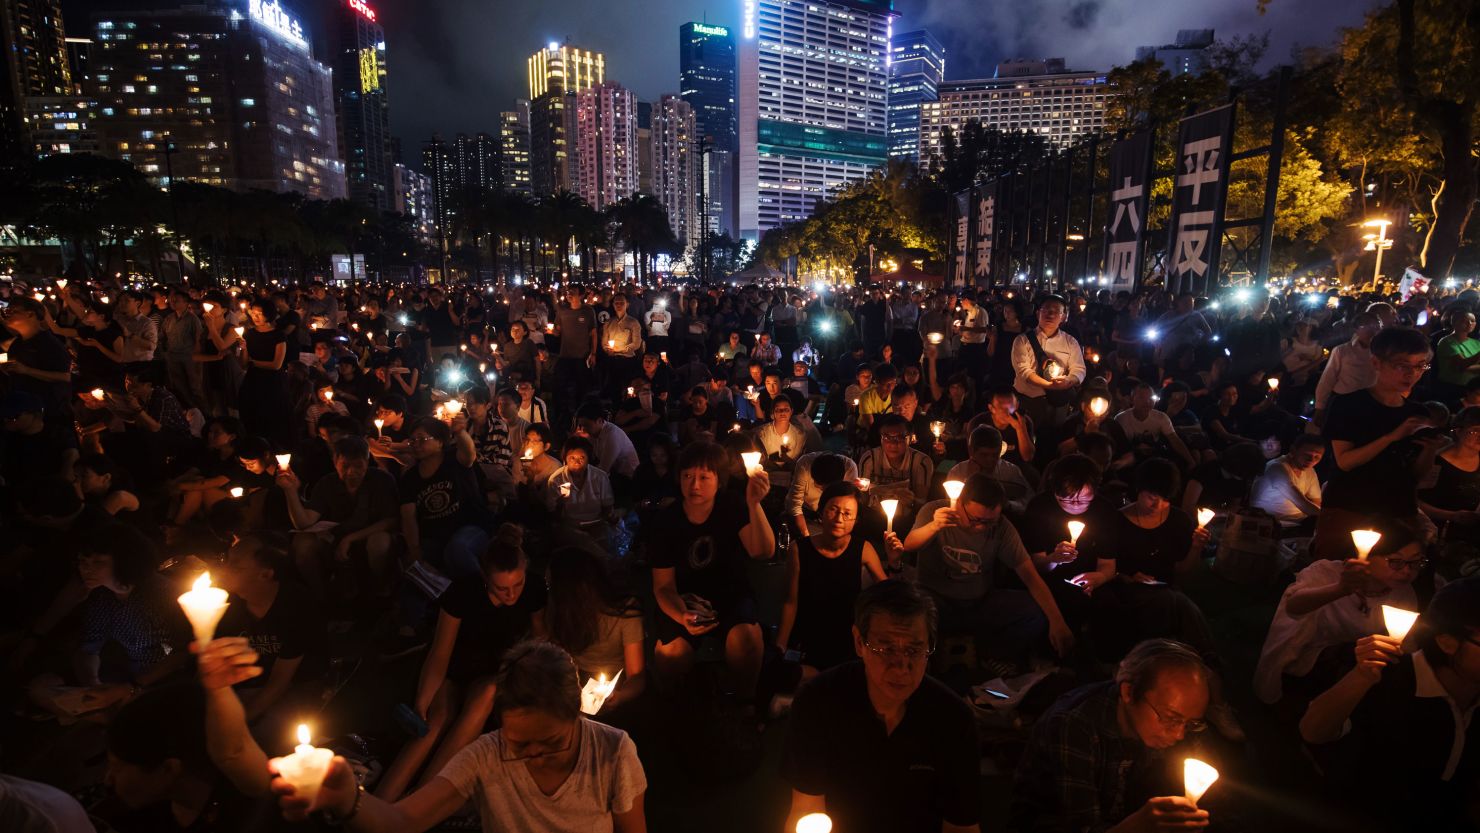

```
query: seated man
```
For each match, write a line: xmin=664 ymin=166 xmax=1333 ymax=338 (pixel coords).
xmin=784 ymin=451 xmax=858 ymax=537
xmin=1250 ymin=433 xmax=1325 ymax=534
xmin=900 ymin=475 xmax=1073 ymax=671
xmin=945 ymin=425 xmax=1034 ymax=515
xmin=278 ymin=435 xmax=399 ymax=601
xmin=783 ymin=580 xmax=981 ymax=833
xmin=574 ymin=402 xmax=639 ymax=483
xmin=1114 ymin=381 xmax=1196 ymax=470
xmin=1012 ymin=639 xmax=1216 ymax=833
xmin=1300 ymin=577 xmax=1480 ymax=832
xmin=858 ymin=414 xmax=935 ymax=517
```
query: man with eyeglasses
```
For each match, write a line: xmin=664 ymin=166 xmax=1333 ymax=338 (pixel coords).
xmin=1253 ymin=522 xmax=1423 ymax=708
xmin=900 ymin=474 xmax=1074 ymax=671
xmin=1314 ymin=326 xmax=1443 ymax=561
xmin=783 ymin=579 xmax=982 ymax=833
xmin=1012 ymin=639 xmax=1216 ymax=833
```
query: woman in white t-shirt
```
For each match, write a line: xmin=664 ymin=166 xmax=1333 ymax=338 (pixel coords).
xmin=270 ymin=641 xmax=648 ymax=833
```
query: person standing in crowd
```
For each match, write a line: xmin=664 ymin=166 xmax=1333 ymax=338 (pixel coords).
xmin=601 ymin=294 xmax=644 ymax=399
xmin=552 ymin=290 xmax=598 ymax=421
xmin=1012 ymin=295 xmax=1086 ymax=430
xmin=0 ymin=297 xmax=74 ymax=427
xmin=1312 ymin=311 xmax=1380 ymax=426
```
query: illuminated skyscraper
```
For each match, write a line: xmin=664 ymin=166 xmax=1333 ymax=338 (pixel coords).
xmin=738 ymin=0 xmax=894 ymax=240
xmin=679 ymin=21 xmax=737 ymax=238
xmin=527 ymin=43 xmax=604 ymax=198
xmin=527 ymin=43 xmax=605 ymax=100
xmin=1 ymin=0 xmax=73 ymax=162
xmin=651 ymin=94 xmax=698 ymax=248
xmin=422 ymin=134 xmax=455 ymax=245
xmin=327 ymin=0 xmax=392 ymax=210
xmin=500 ymin=101 xmax=532 ymax=195
xmin=887 ymin=29 xmax=943 ymax=164
xmin=571 ymin=81 xmax=638 ymax=210
xmin=454 ymin=132 xmax=499 ymax=193
xmin=90 ymin=1 xmax=346 ymax=199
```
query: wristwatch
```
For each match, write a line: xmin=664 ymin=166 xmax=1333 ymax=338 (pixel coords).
xmin=320 ymin=783 xmax=363 ymax=826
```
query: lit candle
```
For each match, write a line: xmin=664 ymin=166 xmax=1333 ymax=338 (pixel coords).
xmin=33 ymin=292 xmax=45 ymax=302
xmin=1351 ymin=529 xmax=1381 ymax=561
xmin=731 ymin=422 xmax=742 ymax=433
xmin=1089 ymin=397 xmax=1109 ymax=417
xmin=781 ymin=433 xmax=790 ymax=448
xmin=927 ymin=332 xmax=944 ymax=345
xmin=607 ymin=338 xmax=616 ymax=349
xmin=1381 ymin=604 xmax=1419 ymax=640
xmin=559 ymin=481 xmax=572 ymax=499
xmin=856 ymin=477 xmax=871 ymax=491
xmin=202 ymin=302 xmax=215 ymax=313
xmin=229 ymin=486 xmax=245 ymax=499
xmin=579 ymin=670 xmax=622 ymax=715
xmin=274 ymin=724 xmax=334 ymax=805
xmin=99 ymin=295 xmax=110 ymax=304
xmin=90 ymin=388 xmax=106 ymax=401
xmin=1184 ymin=758 xmax=1219 ymax=806
xmin=275 ymin=453 xmax=291 ymax=471
xmin=1267 ymin=377 xmax=1280 ymax=391
xmin=545 ymin=323 xmax=554 ymax=333
xmin=233 ymin=326 xmax=245 ymax=337
xmin=0 ymin=353 xmax=7 ymax=363
xmin=56 ymin=279 xmax=67 ymax=289
xmin=321 ymin=388 xmax=333 ymax=402
xmin=660 ymin=351 xmax=668 ymax=363
xmin=1196 ymin=508 xmax=1215 ymax=529
xmin=373 ymin=418 xmax=384 ymax=438
xmin=931 ymin=420 xmax=945 ymax=438
xmin=796 ymin=812 xmax=833 ymax=833
xmin=177 ymin=572 xmax=229 ymax=646
xmin=627 ymin=386 xmax=635 ymax=397
xmin=443 ymin=399 xmax=463 ymax=417
xmin=741 ymin=451 xmax=763 ymax=475
xmin=461 ymin=344 xmax=468 ymax=352
xmin=880 ymin=498 xmax=899 ymax=532
xmin=1044 ymin=359 xmax=1065 ymax=380
xmin=1068 ymin=520 xmax=1085 ymax=545
xmin=943 ymin=479 xmax=965 ymax=508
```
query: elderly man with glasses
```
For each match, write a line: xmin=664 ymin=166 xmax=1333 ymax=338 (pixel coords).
xmin=898 ymin=474 xmax=1074 ymax=673
xmin=783 ymin=580 xmax=982 ymax=833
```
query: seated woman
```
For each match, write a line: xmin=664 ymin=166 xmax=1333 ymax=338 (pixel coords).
xmin=1418 ymin=405 xmax=1480 ymax=548
xmin=1201 ymin=381 xmax=1258 ymax=450
xmin=1016 ymin=454 xmax=1121 ymax=626
xmin=167 ymin=416 xmax=245 ymax=531
xmin=544 ymin=435 xmax=615 ymax=545
xmin=272 ymin=641 xmax=647 ymax=833
xmin=1181 ymin=440 xmax=1267 ymax=514
xmin=544 ymin=547 xmax=647 ymax=718
xmin=1253 ymin=521 xmax=1423 ymax=709
xmin=777 ymin=483 xmax=897 ymax=678
xmin=375 ymin=524 xmax=546 ymax=801
xmin=75 ymin=451 xmax=140 ymax=516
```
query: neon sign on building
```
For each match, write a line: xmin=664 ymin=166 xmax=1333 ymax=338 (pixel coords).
xmin=348 ymin=0 xmax=377 ymax=22
xmin=743 ymin=0 xmax=756 ymax=38
xmin=249 ymin=0 xmax=307 ymax=49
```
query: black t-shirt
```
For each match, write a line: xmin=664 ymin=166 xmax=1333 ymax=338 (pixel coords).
xmin=556 ymin=306 xmax=596 ymax=359
xmin=1188 ymin=461 xmax=1249 ymax=511
xmin=439 ymin=576 xmax=547 ymax=681
xmin=307 ymin=467 xmax=399 ymax=538
xmin=648 ymin=496 xmax=754 ymax=609
xmin=9 ymin=331 xmax=72 ymax=414
xmin=245 ymin=328 xmax=286 ymax=367
xmin=782 ymin=661 xmax=980 ymax=833
xmin=1323 ymin=389 xmax=1428 ymax=515
xmin=76 ymin=321 xmax=125 ymax=385
xmin=1112 ymin=508 xmax=1195 ymax=584
xmin=424 ymin=303 xmax=457 ymax=346
xmin=276 ymin=310 xmax=306 ymax=349
xmin=1017 ymin=493 xmax=1119 ymax=577
xmin=398 ymin=455 xmax=487 ymax=541
xmin=216 ymin=580 xmax=323 ymax=687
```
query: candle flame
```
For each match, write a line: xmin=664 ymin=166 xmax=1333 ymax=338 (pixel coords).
xmin=1382 ymin=605 xmax=1419 ymax=640
xmin=1184 ymin=758 xmax=1219 ymax=804
xmin=880 ymin=498 xmax=899 ymax=523
xmin=741 ymin=451 xmax=762 ymax=472
xmin=1351 ymin=529 xmax=1381 ymax=560
xmin=91 ymin=388 xmax=106 ymax=400
xmin=444 ymin=399 xmax=463 ymax=417
xmin=796 ymin=813 xmax=833 ymax=833
xmin=275 ymin=453 xmax=291 ymax=469
xmin=1197 ymin=508 xmax=1215 ymax=528
xmin=1090 ymin=397 xmax=1109 ymax=417
xmin=943 ymin=480 xmax=965 ymax=501
xmin=1068 ymin=520 xmax=1086 ymax=544
xmin=193 ymin=572 xmax=213 ymax=593
xmin=296 ymin=723 xmax=311 ymax=746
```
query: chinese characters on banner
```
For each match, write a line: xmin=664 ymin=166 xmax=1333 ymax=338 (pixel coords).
xmin=1103 ymin=131 xmax=1152 ymax=295
xmin=950 ymin=190 xmax=972 ymax=287
xmin=973 ymin=181 xmax=997 ymax=285
xmin=1166 ymin=105 xmax=1235 ymax=294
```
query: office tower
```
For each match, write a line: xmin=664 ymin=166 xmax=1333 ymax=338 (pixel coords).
xmin=917 ymin=61 xmax=1108 ymax=169
xmin=738 ymin=0 xmax=894 ymax=240
xmin=1136 ymin=30 xmax=1215 ymax=76
xmin=90 ymin=1 xmax=346 ymax=199
xmin=499 ymin=101 xmax=531 ymax=195
xmin=454 ymin=131 xmax=500 ymax=193
xmin=328 ymin=0 xmax=392 ymax=211
xmin=527 ymin=42 xmax=604 ymax=100
xmin=650 ymin=94 xmax=698 ymax=249
xmin=571 ymin=80 xmax=638 ymax=210
xmin=1 ymin=0 xmax=73 ymax=162
xmin=679 ymin=21 xmax=737 ymax=238
xmin=422 ymin=135 xmax=455 ymax=240
xmin=392 ymin=161 xmax=435 ymax=242
xmin=886 ymin=29 xmax=943 ymax=164
xmin=527 ymin=43 xmax=604 ymax=197
xmin=636 ymin=100 xmax=653 ymax=193
xmin=25 ymin=95 xmax=98 ymax=155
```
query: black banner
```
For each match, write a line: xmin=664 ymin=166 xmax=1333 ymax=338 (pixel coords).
xmin=1103 ymin=130 xmax=1152 ymax=294
xmin=950 ymin=190 xmax=971 ymax=287
xmin=1166 ymin=105 xmax=1235 ymax=294
xmin=972 ymin=180 xmax=998 ymax=286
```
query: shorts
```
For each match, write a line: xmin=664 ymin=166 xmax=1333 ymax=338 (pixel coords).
xmin=654 ymin=595 xmax=759 ymax=648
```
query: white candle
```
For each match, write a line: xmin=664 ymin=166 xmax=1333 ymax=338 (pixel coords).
xmin=741 ymin=451 xmax=762 ymax=475
xmin=443 ymin=399 xmax=463 ymax=417
xmin=927 ymin=332 xmax=944 ymax=345
xmin=1068 ymin=520 xmax=1085 ymax=545
xmin=1381 ymin=605 xmax=1419 ymax=640
xmin=1184 ymin=758 xmax=1219 ymax=806
xmin=373 ymin=418 xmax=384 ymax=438
xmin=1089 ymin=397 xmax=1109 ymax=417
xmin=275 ymin=724 xmax=334 ymax=805
xmin=1351 ymin=529 xmax=1381 ymax=561
xmin=202 ymin=302 xmax=215 ymax=313
xmin=931 ymin=420 xmax=945 ymax=438
xmin=856 ymin=477 xmax=871 ymax=491
xmin=1196 ymin=508 xmax=1215 ymax=529
xmin=579 ymin=670 xmax=622 ymax=715
xmin=90 ymin=388 xmax=106 ymax=401
xmin=229 ymin=486 xmax=245 ymax=499
xmin=943 ymin=479 xmax=964 ymax=508
xmin=1267 ymin=377 xmax=1280 ymax=391
xmin=796 ymin=813 xmax=833 ymax=833
xmin=177 ymin=572 xmax=229 ymax=646
xmin=275 ymin=453 xmax=291 ymax=470
xmin=880 ymin=498 xmax=899 ymax=532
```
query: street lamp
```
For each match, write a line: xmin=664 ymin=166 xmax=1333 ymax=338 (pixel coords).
xmin=1362 ymin=218 xmax=1393 ymax=287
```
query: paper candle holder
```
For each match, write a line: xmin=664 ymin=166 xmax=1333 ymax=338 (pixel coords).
xmin=880 ymin=499 xmax=899 ymax=532
xmin=1351 ymin=529 xmax=1381 ymax=561
xmin=943 ymin=480 xmax=965 ymax=507
xmin=1382 ymin=605 xmax=1419 ymax=641
xmin=178 ymin=572 xmax=229 ymax=646
xmin=579 ymin=670 xmax=623 ymax=715
xmin=1184 ymin=758 xmax=1219 ymax=805
xmin=1067 ymin=520 xmax=1086 ymax=545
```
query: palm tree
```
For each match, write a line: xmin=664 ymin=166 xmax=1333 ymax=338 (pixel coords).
xmin=539 ymin=190 xmax=587 ymax=280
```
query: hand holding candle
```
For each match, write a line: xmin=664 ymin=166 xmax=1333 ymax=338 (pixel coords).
xmin=579 ymin=670 xmax=623 ymax=715
xmin=741 ymin=451 xmax=763 ymax=475
xmin=943 ymin=479 xmax=965 ymax=508
xmin=1381 ymin=605 xmax=1419 ymax=640
xmin=1351 ymin=529 xmax=1381 ymax=561
xmin=178 ymin=572 xmax=229 ymax=647
xmin=272 ymin=724 xmax=334 ymax=805
xmin=1196 ymin=508 xmax=1215 ymax=529
xmin=275 ymin=453 xmax=291 ymax=471
xmin=1067 ymin=520 xmax=1085 ymax=545
xmin=1183 ymin=758 xmax=1219 ymax=806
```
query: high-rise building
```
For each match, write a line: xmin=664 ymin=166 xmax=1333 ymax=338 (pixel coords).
xmin=327 ymin=0 xmax=392 ymax=211
xmin=679 ymin=22 xmax=738 ymax=238
xmin=422 ymin=135 xmax=455 ymax=239
xmin=527 ymin=42 xmax=605 ymax=100
xmin=636 ymin=100 xmax=653 ymax=194
xmin=454 ymin=132 xmax=500 ymax=193
xmin=392 ymin=161 xmax=435 ymax=242
xmin=25 ymin=95 xmax=98 ymax=155
xmin=571 ymin=81 xmax=639 ymax=210
xmin=499 ymin=102 xmax=532 ymax=195
xmin=2 ymin=0 xmax=73 ymax=162
xmin=651 ymin=94 xmax=697 ymax=248
xmin=887 ymin=29 xmax=943 ymax=165
xmin=917 ymin=62 xmax=1108 ymax=170
xmin=1136 ymin=30 xmax=1215 ymax=77
xmin=738 ymin=0 xmax=894 ymax=240
xmin=90 ymin=1 xmax=346 ymax=199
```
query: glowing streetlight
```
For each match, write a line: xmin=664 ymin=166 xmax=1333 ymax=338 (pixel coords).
xmin=1362 ymin=218 xmax=1393 ymax=286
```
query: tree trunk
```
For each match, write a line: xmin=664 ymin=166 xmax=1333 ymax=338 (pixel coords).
xmin=1421 ymin=128 xmax=1476 ymax=278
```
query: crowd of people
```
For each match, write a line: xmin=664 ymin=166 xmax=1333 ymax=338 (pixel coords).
xmin=1 ymin=273 xmax=1478 ymax=833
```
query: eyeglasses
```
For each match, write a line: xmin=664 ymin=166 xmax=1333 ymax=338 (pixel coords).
xmin=1384 ymin=360 xmax=1431 ymax=375
xmin=1383 ymin=556 xmax=1429 ymax=572
xmin=1142 ymin=698 xmax=1207 ymax=733
xmin=820 ymin=507 xmax=856 ymax=521
xmin=958 ymin=507 xmax=994 ymax=527
xmin=408 ymin=435 xmax=437 ymax=445
xmin=880 ymin=434 xmax=908 ymax=443
xmin=498 ymin=726 xmax=574 ymax=761
xmin=862 ymin=639 xmax=934 ymax=663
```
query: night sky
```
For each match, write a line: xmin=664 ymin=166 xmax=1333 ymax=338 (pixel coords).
xmin=64 ymin=0 xmax=1379 ymax=162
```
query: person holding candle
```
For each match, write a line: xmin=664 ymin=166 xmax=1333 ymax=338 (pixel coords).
xmin=858 ymin=414 xmax=935 ymax=519
xmin=398 ymin=416 xmax=490 ymax=589
xmin=1011 ymin=639 xmax=1215 ymax=833
xmin=778 ymin=483 xmax=899 ymax=677
xmin=601 ymin=294 xmax=644 ymax=399
xmin=543 ymin=546 xmax=647 ymax=718
xmin=514 ymin=423 xmax=561 ymax=501
xmin=573 ymin=403 xmax=639 ymax=484
xmin=1299 ymin=577 xmax=1480 ymax=832
xmin=1057 ymin=385 xmax=1131 ymax=459
xmin=1018 ymin=454 xmax=1121 ymax=614
xmin=943 ymin=426 xmax=1034 ymax=516
xmin=544 ymin=436 xmax=616 ymax=540
xmin=900 ymin=474 xmax=1075 ymax=669
xmin=756 ymin=396 xmax=805 ymax=489
xmin=1011 ymin=295 xmax=1086 ymax=430
xmin=163 ymin=417 xmax=243 ymax=531
xmin=272 ymin=641 xmax=648 ymax=833
xmin=1114 ymin=381 xmax=1197 ymax=471
xmin=377 ymin=524 xmax=546 ymax=801
xmin=1253 ymin=522 xmax=1422 ymax=708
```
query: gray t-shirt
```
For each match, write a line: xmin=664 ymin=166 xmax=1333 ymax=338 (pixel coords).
xmin=438 ymin=719 xmax=646 ymax=833
xmin=910 ymin=499 xmax=1028 ymax=601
